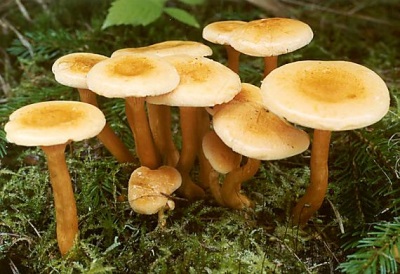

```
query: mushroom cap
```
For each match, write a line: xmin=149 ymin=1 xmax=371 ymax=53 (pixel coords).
xmin=128 ymin=166 xmax=182 ymax=215
xmin=230 ymin=18 xmax=313 ymax=57
xmin=112 ymin=40 xmax=212 ymax=58
xmin=202 ymin=130 xmax=242 ymax=174
xmin=87 ymin=54 xmax=180 ymax=98
xmin=231 ymin=83 xmax=264 ymax=103
xmin=202 ymin=20 xmax=247 ymax=45
xmin=52 ymin=52 xmax=108 ymax=89
xmin=213 ymin=101 xmax=310 ymax=160
xmin=261 ymin=60 xmax=390 ymax=131
xmin=146 ymin=55 xmax=242 ymax=107
xmin=5 ymin=101 xmax=106 ymax=146
xmin=213 ymin=82 xmax=264 ymax=115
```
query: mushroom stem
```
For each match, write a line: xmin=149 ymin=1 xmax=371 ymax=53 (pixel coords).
xmin=125 ymin=97 xmax=161 ymax=169
xmin=41 ymin=143 xmax=78 ymax=256
xmin=147 ymin=104 xmax=179 ymax=167
xmin=157 ymin=200 xmax=174 ymax=229
xmin=197 ymin=108 xmax=211 ymax=190
xmin=263 ymin=56 xmax=278 ymax=77
xmin=221 ymin=157 xmax=261 ymax=209
xmin=176 ymin=107 xmax=206 ymax=200
xmin=292 ymin=129 xmax=331 ymax=226
xmin=77 ymin=88 xmax=134 ymax=164
xmin=224 ymin=44 xmax=241 ymax=73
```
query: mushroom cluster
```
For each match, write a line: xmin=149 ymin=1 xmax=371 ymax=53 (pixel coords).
xmin=3 ymin=16 xmax=390 ymax=255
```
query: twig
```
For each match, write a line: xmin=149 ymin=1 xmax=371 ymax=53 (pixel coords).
xmin=0 ymin=18 xmax=34 ymax=57
xmin=27 ymin=219 xmax=41 ymax=238
xmin=280 ymin=0 xmax=393 ymax=25
xmin=9 ymin=258 xmax=20 ymax=274
xmin=15 ymin=0 xmax=32 ymax=21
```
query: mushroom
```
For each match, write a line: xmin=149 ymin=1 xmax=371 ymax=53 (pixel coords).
xmin=87 ymin=54 xmax=180 ymax=169
xmin=229 ymin=18 xmax=313 ymax=76
xmin=111 ymin=40 xmax=212 ymax=58
xmin=128 ymin=166 xmax=182 ymax=227
xmin=202 ymin=20 xmax=247 ymax=73
xmin=52 ymin=52 xmax=134 ymax=163
xmin=4 ymin=101 xmax=106 ymax=255
xmin=212 ymin=97 xmax=310 ymax=209
xmin=147 ymin=54 xmax=242 ymax=200
xmin=202 ymin=130 xmax=242 ymax=205
xmin=112 ymin=41 xmax=212 ymax=167
xmin=261 ymin=60 xmax=390 ymax=225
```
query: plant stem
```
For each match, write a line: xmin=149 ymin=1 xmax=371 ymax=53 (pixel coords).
xmin=292 ymin=129 xmax=331 ymax=226
xmin=263 ymin=55 xmax=278 ymax=77
xmin=125 ymin=97 xmax=161 ymax=169
xmin=221 ymin=157 xmax=261 ymax=209
xmin=147 ymin=103 xmax=179 ymax=166
xmin=224 ymin=45 xmax=240 ymax=73
xmin=176 ymin=107 xmax=205 ymax=200
xmin=41 ymin=143 xmax=78 ymax=256
xmin=78 ymin=88 xmax=134 ymax=163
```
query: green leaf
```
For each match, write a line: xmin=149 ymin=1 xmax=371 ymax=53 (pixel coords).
xmin=177 ymin=0 xmax=206 ymax=5
xmin=163 ymin=7 xmax=200 ymax=28
xmin=102 ymin=0 xmax=166 ymax=29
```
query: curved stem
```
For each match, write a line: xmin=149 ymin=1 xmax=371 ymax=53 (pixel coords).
xmin=292 ymin=129 xmax=331 ymax=226
xmin=41 ymin=144 xmax=78 ymax=256
xmin=125 ymin=97 xmax=161 ymax=169
xmin=176 ymin=107 xmax=205 ymax=200
xmin=224 ymin=45 xmax=240 ymax=74
xmin=263 ymin=56 xmax=278 ymax=77
xmin=221 ymin=158 xmax=261 ymax=209
xmin=78 ymin=88 xmax=134 ymax=164
xmin=147 ymin=104 xmax=179 ymax=167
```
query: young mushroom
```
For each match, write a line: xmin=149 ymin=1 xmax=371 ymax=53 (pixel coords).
xmin=87 ymin=54 xmax=180 ymax=169
xmin=128 ymin=166 xmax=182 ymax=228
xmin=52 ymin=52 xmax=134 ymax=163
xmin=202 ymin=20 xmax=247 ymax=73
xmin=147 ymin=54 xmax=242 ymax=200
xmin=202 ymin=130 xmax=242 ymax=206
xmin=213 ymin=98 xmax=310 ymax=209
xmin=261 ymin=60 xmax=390 ymax=226
xmin=229 ymin=18 xmax=313 ymax=77
xmin=4 ymin=101 xmax=106 ymax=256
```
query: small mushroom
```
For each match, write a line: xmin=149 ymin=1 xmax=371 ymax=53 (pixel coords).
xmin=202 ymin=20 xmax=247 ymax=73
xmin=52 ymin=52 xmax=134 ymax=163
xmin=213 ymin=99 xmax=310 ymax=209
xmin=128 ymin=166 xmax=182 ymax=227
xmin=230 ymin=18 xmax=313 ymax=76
xmin=261 ymin=60 xmax=390 ymax=225
xmin=202 ymin=130 xmax=242 ymax=206
xmin=147 ymin=54 xmax=242 ymax=200
xmin=4 ymin=101 xmax=106 ymax=255
xmin=87 ymin=54 xmax=180 ymax=169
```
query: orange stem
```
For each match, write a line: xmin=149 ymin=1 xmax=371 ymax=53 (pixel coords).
xmin=176 ymin=107 xmax=205 ymax=200
xmin=125 ymin=97 xmax=161 ymax=169
xmin=221 ymin=158 xmax=261 ymax=209
xmin=147 ymin=103 xmax=179 ymax=167
xmin=292 ymin=129 xmax=331 ymax=226
xmin=78 ymin=88 xmax=134 ymax=163
xmin=263 ymin=56 xmax=278 ymax=77
xmin=197 ymin=108 xmax=211 ymax=190
xmin=224 ymin=45 xmax=240 ymax=74
xmin=41 ymin=144 xmax=78 ymax=256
